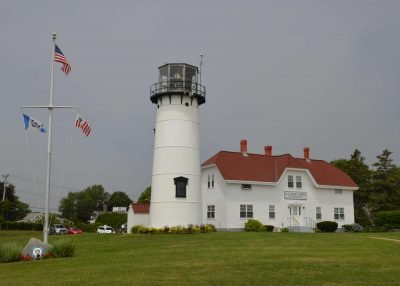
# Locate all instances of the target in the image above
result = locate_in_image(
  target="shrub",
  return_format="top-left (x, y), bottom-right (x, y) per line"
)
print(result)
top-left (342, 224), bottom-right (353, 232)
top-left (351, 223), bottom-right (364, 232)
top-left (374, 210), bottom-right (400, 230)
top-left (148, 227), bottom-right (160, 234)
top-left (0, 242), bottom-right (22, 263)
top-left (49, 239), bottom-right (75, 258)
top-left (77, 222), bottom-right (101, 233)
top-left (137, 225), bottom-right (149, 234)
top-left (281, 228), bottom-right (289, 232)
top-left (191, 225), bottom-right (201, 234)
top-left (169, 225), bottom-right (187, 234)
top-left (265, 225), bottom-right (274, 232)
top-left (245, 219), bottom-right (265, 232)
top-left (130, 225), bottom-right (142, 234)
top-left (205, 224), bottom-right (216, 232)
top-left (317, 221), bottom-right (338, 232)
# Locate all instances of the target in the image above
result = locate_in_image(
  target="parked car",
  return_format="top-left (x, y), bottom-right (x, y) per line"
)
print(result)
top-left (67, 227), bottom-right (83, 234)
top-left (97, 225), bottom-right (115, 234)
top-left (49, 224), bottom-right (68, 235)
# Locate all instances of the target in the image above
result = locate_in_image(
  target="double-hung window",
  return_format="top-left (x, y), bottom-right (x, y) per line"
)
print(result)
top-left (316, 207), bottom-right (322, 220)
top-left (240, 204), bottom-right (253, 218)
top-left (207, 205), bottom-right (215, 219)
top-left (288, 175), bottom-right (294, 188)
top-left (269, 205), bottom-right (275, 219)
top-left (334, 207), bottom-right (345, 220)
top-left (296, 176), bottom-right (302, 188)
top-left (208, 174), bottom-right (214, 189)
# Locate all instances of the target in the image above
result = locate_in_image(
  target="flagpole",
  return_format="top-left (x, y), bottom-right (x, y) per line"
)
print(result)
top-left (43, 32), bottom-right (56, 244)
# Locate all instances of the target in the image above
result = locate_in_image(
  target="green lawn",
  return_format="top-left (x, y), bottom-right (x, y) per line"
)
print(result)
top-left (0, 231), bottom-right (399, 285)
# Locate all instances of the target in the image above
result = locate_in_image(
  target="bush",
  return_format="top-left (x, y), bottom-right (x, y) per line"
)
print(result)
top-left (281, 228), bottom-right (289, 232)
top-left (77, 222), bottom-right (101, 233)
top-left (351, 223), bottom-right (364, 232)
top-left (205, 224), bottom-right (216, 232)
top-left (137, 225), bottom-right (149, 234)
top-left (374, 210), bottom-right (400, 230)
top-left (131, 225), bottom-right (142, 234)
top-left (265, 225), bottom-right (274, 232)
top-left (245, 219), bottom-right (265, 232)
top-left (0, 242), bottom-right (22, 263)
top-left (316, 221), bottom-right (338, 232)
top-left (49, 239), bottom-right (75, 258)
top-left (342, 224), bottom-right (353, 232)
top-left (342, 223), bottom-right (364, 232)
top-left (130, 224), bottom-right (216, 234)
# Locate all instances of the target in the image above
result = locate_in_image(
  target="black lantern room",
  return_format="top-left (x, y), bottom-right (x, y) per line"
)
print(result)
top-left (150, 63), bottom-right (206, 105)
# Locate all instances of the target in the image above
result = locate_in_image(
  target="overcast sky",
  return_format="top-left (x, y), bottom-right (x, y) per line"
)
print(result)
top-left (1, 0), bottom-right (399, 213)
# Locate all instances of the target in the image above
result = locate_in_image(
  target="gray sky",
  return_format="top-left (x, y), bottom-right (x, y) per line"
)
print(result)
top-left (1, 0), bottom-right (399, 213)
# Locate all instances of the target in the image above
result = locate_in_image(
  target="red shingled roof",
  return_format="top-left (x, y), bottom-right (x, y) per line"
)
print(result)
top-left (202, 151), bottom-right (357, 188)
top-left (131, 203), bottom-right (150, 214)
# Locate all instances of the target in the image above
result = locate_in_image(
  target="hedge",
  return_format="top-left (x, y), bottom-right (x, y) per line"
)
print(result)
top-left (0, 222), bottom-right (42, 231)
top-left (316, 221), bottom-right (338, 232)
top-left (374, 210), bottom-right (400, 230)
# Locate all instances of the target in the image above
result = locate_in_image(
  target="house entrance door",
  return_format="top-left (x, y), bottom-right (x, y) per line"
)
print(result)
top-left (289, 204), bottom-right (303, 226)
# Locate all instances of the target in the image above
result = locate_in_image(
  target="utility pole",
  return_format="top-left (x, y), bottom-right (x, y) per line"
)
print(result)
top-left (2, 174), bottom-right (9, 201)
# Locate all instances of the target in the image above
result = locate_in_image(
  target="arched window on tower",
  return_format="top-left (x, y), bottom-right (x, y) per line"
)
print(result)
top-left (174, 176), bottom-right (188, 198)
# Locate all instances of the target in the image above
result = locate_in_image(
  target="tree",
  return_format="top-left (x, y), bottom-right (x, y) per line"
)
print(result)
top-left (106, 191), bottom-right (132, 211)
top-left (331, 149), bottom-right (371, 225)
top-left (96, 212), bottom-right (127, 229)
top-left (0, 182), bottom-right (30, 221)
top-left (370, 149), bottom-right (399, 211)
top-left (59, 184), bottom-right (110, 223)
top-left (137, 186), bottom-right (151, 203)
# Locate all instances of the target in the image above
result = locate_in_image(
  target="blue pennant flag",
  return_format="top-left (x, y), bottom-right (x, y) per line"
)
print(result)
top-left (23, 114), bottom-right (46, 133)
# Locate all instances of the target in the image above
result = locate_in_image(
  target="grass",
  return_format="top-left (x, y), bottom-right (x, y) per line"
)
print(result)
top-left (0, 231), bottom-right (399, 285)
top-left (0, 242), bottom-right (21, 263)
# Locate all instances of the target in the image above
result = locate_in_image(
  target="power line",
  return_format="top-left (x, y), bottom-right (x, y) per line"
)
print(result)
top-left (9, 174), bottom-right (80, 192)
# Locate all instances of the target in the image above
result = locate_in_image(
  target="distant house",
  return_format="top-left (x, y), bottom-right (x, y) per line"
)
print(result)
top-left (112, 206), bottom-right (128, 213)
top-left (201, 141), bottom-right (358, 231)
top-left (18, 212), bottom-right (43, 223)
top-left (127, 203), bottom-right (150, 233)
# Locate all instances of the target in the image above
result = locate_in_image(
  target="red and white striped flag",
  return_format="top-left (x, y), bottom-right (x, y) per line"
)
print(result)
top-left (54, 45), bottom-right (71, 75)
top-left (75, 114), bottom-right (92, 137)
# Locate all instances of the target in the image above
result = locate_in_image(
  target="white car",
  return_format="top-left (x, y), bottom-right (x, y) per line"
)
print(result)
top-left (97, 225), bottom-right (115, 234)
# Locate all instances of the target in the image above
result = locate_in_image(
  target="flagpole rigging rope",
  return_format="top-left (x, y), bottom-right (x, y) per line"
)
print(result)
top-left (23, 125), bottom-right (43, 213)
top-left (55, 111), bottom-right (78, 208)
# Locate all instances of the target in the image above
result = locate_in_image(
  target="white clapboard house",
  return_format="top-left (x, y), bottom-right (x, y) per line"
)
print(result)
top-left (127, 140), bottom-right (357, 232)
top-left (201, 140), bottom-right (358, 231)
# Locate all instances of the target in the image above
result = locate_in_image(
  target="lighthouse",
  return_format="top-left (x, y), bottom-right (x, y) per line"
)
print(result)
top-left (149, 63), bottom-right (206, 227)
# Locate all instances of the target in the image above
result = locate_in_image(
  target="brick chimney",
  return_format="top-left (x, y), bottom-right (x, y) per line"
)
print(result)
top-left (264, 145), bottom-right (272, 156)
top-left (240, 140), bottom-right (248, 156)
top-left (303, 147), bottom-right (310, 160)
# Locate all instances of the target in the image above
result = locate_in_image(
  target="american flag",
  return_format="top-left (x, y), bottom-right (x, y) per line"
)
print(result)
top-left (54, 45), bottom-right (71, 75)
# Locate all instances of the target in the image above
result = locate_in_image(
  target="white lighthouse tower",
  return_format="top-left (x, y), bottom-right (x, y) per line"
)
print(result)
top-left (149, 63), bottom-right (206, 227)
